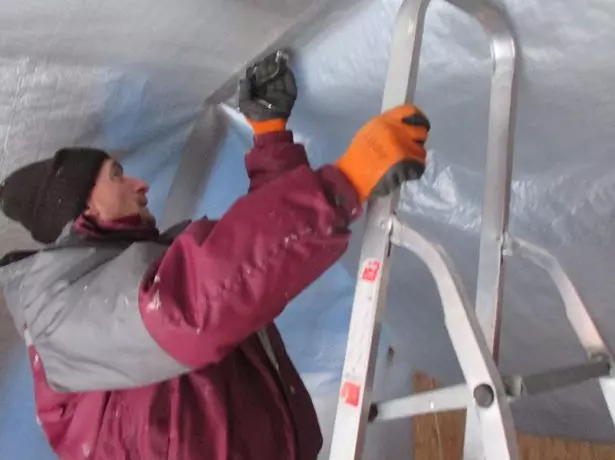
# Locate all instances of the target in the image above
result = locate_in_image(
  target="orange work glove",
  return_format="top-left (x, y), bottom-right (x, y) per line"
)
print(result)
top-left (335, 105), bottom-right (430, 202)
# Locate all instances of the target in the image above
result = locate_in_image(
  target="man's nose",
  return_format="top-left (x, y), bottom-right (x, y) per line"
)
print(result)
top-left (129, 176), bottom-right (149, 193)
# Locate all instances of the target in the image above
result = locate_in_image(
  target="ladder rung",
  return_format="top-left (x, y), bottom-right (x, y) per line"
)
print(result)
top-left (369, 383), bottom-right (472, 423)
top-left (503, 355), bottom-right (612, 399)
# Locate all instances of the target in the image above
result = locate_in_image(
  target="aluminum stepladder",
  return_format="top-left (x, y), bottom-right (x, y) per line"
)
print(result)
top-left (329, 0), bottom-right (615, 458)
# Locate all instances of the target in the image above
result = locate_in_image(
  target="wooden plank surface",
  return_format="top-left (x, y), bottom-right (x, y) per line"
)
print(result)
top-left (412, 372), bottom-right (615, 460)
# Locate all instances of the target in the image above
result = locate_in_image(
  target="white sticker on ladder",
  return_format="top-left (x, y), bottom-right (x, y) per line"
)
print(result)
top-left (341, 258), bottom-right (382, 404)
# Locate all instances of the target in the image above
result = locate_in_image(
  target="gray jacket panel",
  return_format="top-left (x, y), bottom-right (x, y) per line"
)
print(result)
top-left (0, 238), bottom-right (190, 392)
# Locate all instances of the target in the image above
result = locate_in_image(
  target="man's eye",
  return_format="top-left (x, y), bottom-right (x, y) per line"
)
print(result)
top-left (112, 165), bottom-right (124, 179)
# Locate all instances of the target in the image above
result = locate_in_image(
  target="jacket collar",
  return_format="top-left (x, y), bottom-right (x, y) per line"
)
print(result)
top-left (0, 215), bottom-right (188, 268)
top-left (72, 214), bottom-right (161, 242)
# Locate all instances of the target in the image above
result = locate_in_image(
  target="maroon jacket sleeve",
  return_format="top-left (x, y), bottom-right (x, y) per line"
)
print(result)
top-left (245, 131), bottom-right (310, 192)
top-left (139, 131), bottom-right (362, 369)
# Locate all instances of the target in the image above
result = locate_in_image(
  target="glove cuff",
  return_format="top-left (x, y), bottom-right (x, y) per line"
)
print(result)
top-left (249, 118), bottom-right (287, 135)
top-left (334, 156), bottom-right (373, 203)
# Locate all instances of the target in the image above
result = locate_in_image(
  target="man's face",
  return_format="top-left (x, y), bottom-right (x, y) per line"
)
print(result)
top-left (85, 158), bottom-right (155, 225)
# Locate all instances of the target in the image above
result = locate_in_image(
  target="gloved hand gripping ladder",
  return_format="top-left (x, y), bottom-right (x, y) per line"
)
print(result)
top-left (329, 0), bottom-right (615, 459)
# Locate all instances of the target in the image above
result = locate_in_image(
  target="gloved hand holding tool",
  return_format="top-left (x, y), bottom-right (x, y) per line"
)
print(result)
top-left (239, 49), bottom-right (297, 134)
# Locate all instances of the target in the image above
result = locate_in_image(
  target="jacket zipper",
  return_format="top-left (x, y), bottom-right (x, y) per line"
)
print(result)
top-left (256, 329), bottom-right (281, 378)
top-left (256, 328), bottom-right (301, 459)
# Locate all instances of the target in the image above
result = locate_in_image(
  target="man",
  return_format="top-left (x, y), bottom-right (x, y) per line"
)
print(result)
top-left (0, 53), bottom-right (430, 460)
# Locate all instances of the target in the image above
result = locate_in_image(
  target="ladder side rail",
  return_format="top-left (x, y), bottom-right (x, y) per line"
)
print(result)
top-left (450, 0), bottom-right (520, 361)
top-left (449, 0), bottom-right (519, 457)
top-left (330, 0), bottom-right (430, 457)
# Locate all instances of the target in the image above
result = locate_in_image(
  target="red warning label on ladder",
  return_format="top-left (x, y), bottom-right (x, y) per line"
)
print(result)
top-left (340, 380), bottom-right (361, 406)
top-left (361, 260), bottom-right (381, 282)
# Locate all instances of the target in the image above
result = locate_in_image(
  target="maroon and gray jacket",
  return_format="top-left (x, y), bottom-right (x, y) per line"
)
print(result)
top-left (0, 131), bottom-right (362, 460)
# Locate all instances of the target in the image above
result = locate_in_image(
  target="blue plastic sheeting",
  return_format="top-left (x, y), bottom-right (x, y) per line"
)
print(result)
top-left (4, 0), bottom-right (615, 458)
